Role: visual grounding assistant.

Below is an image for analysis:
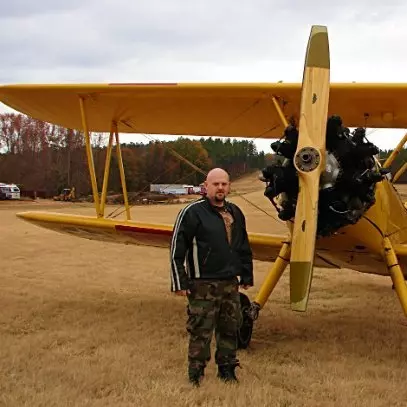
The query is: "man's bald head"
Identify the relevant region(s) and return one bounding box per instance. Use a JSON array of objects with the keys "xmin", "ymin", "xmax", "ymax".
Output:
[
  {"xmin": 206, "ymin": 168, "xmax": 230, "ymax": 183},
  {"xmin": 204, "ymin": 168, "xmax": 230, "ymax": 206}
]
